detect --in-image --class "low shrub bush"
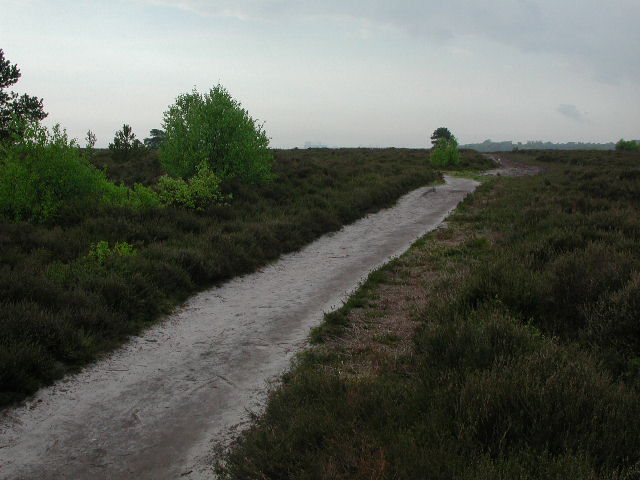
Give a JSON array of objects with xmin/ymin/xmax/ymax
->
[{"xmin": 0, "ymin": 122, "xmax": 159, "ymax": 222}]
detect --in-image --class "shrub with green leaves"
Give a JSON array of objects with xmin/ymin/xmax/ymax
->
[
  {"xmin": 0, "ymin": 122, "xmax": 113, "ymax": 221},
  {"xmin": 88, "ymin": 241, "xmax": 137, "ymax": 265},
  {"xmin": 160, "ymin": 85, "xmax": 273, "ymax": 184},
  {"xmin": 0, "ymin": 121, "xmax": 159, "ymax": 221},
  {"xmin": 104, "ymin": 182, "xmax": 161, "ymax": 211},
  {"xmin": 157, "ymin": 161, "xmax": 228, "ymax": 210},
  {"xmin": 430, "ymin": 135, "xmax": 461, "ymax": 167}
]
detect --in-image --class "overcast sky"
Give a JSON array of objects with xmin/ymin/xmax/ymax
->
[{"xmin": 2, "ymin": 0, "xmax": 639, "ymax": 147}]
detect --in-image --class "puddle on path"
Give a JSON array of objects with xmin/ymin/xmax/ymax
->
[{"xmin": 0, "ymin": 176, "xmax": 478, "ymax": 480}]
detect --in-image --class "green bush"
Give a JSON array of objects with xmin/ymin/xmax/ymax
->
[
  {"xmin": 160, "ymin": 85, "xmax": 273, "ymax": 184},
  {"xmin": 0, "ymin": 121, "xmax": 160, "ymax": 222},
  {"xmin": 430, "ymin": 136, "xmax": 461, "ymax": 167},
  {"xmin": 87, "ymin": 241, "xmax": 137, "ymax": 265},
  {"xmin": 103, "ymin": 182, "xmax": 161, "ymax": 211},
  {"xmin": 0, "ymin": 122, "xmax": 113, "ymax": 221},
  {"xmin": 157, "ymin": 161, "xmax": 229, "ymax": 210}
]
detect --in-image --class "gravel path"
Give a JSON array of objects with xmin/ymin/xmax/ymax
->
[{"xmin": 0, "ymin": 176, "xmax": 478, "ymax": 480}]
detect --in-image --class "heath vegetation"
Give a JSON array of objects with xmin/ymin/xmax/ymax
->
[
  {"xmin": 4, "ymin": 50, "xmax": 482, "ymax": 406},
  {"xmin": 218, "ymin": 150, "xmax": 640, "ymax": 480},
  {"xmin": 0, "ymin": 144, "xmax": 473, "ymax": 406}
]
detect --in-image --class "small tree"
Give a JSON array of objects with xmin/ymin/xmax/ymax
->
[
  {"xmin": 84, "ymin": 130, "xmax": 97, "ymax": 158},
  {"xmin": 430, "ymin": 135, "xmax": 460, "ymax": 167},
  {"xmin": 430, "ymin": 127, "xmax": 453, "ymax": 148},
  {"xmin": 143, "ymin": 128, "xmax": 165, "ymax": 149},
  {"xmin": 0, "ymin": 49, "xmax": 47, "ymax": 141},
  {"xmin": 109, "ymin": 124, "xmax": 145, "ymax": 162},
  {"xmin": 160, "ymin": 84, "xmax": 272, "ymax": 184}
]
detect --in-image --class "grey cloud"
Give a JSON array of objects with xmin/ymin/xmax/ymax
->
[
  {"xmin": 557, "ymin": 104, "xmax": 588, "ymax": 123},
  {"xmin": 139, "ymin": 0, "xmax": 640, "ymax": 83}
]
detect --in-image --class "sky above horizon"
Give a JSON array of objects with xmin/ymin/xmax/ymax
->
[{"xmin": 2, "ymin": 0, "xmax": 639, "ymax": 148}]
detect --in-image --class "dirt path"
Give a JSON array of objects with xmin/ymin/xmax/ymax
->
[
  {"xmin": 482, "ymin": 153, "xmax": 544, "ymax": 176},
  {"xmin": 0, "ymin": 176, "xmax": 478, "ymax": 480}
]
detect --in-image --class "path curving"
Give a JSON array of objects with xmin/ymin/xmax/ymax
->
[{"xmin": 0, "ymin": 176, "xmax": 478, "ymax": 480}]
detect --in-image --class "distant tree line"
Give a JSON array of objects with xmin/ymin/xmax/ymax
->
[
  {"xmin": 461, "ymin": 139, "xmax": 617, "ymax": 152},
  {"xmin": 616, "ymin": 139, "xmax": 640, "ymax": 151}
]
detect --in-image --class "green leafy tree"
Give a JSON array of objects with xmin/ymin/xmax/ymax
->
[
  {"xmin": 109, "ymin": 124, "xmax": 145, "ymax": 162},
  {"xmin": 615, "ymin": 138, "xmax": 640, "ymax": 151},
  {"xmin": 430, "ymin": 127, "xmax": 453, "ymax": 148},
  {"xmin": 143, "ymin": 128, "xmax": 165, "ymax": 149},
  {"xmin": 430, "ymin": 135, "xmax": 460, "ymax": 167},
  {"xmin": 0, "ymin": 49, "xmax": 47, "ymax": 141},
  {"xmin": 160, "ymin": 85, "xmax": 272, "ymax": 184}
]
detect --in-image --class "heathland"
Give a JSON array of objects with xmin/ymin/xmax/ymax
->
[
  {"xmin": 0, "ymin": 147, "xmax": 491, "ymax": 407},
  {"xmin": 218, "ymin": 149, "xmax": 640, "ymax": 479}
]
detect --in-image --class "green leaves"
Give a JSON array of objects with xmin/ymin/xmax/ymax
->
[
  {"xmin": 160, "ymin": 85, "xmax": 273, "ymax": 185},
  {"xmin": 0, "ymin": 121, "xmax": 160, "ymax": 222},
  {"xmin": 0, "ymin": 122, "xmax": 109, "ymax": 221},
  {"xmin": 430, "ymin": 135, "xmax": 460, "ymax": 167},
  {"xmin": 0, "ymin": 49, "xmax": 47, "ymax": 141},
  {"xmin": 157, "ymin": 162, "xmax": 229, "ymax": 210},
  {"xmin": 88, "ymin": 241, "xmax": 137, "ymax": 265},
  {"xmin": 615, "ymin": 138, "xmax": 640, "ymax": 151}
]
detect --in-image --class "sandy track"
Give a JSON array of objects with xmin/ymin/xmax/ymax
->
[
  {"xmin": 0, "ymin": 176, "xmax": 478, "ymax": 480},
  {"xmin": 482, "ymin": 153, "xmax": 544, "ymax": 176}
]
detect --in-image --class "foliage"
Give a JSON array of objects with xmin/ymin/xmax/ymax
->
[
  {"xmin": 430, "ymin": 135, "xmax": 460, "ymax": 167},
  {"xmin": 217, "ymin": 150, "xmax": 640, "ymax": 479},
  {"xmin": 143, "ymin": 128, "xmax": 165, "ymax": 149},
  {"xmin": 0, "ymin": 121, "xmax": 114, "ymax": 221},
  {"xmin": 88, "ymin": 241, "xmax": 137, "ymax": 265},
  {"xmin": 90, "ymin": 148, "xmax": 165, "ymax": 187},
  {"xmin": 157, "ymin": 161, "xmax": 228, "ymax": 210},
  {"xmin": 430, "ymin": 126, "xmax": 453, "ymax": 147},
  {"xmin": 0, "ymin": 49, "xmax": 47, "ymax": 141},
  {"xmin": 103, "ymin": 182, "xmax": 161, "ymax": 211},
  {"xmin": 0, "ymin": 148, "xmax": 441, "ymax": 406},
  {"xmin": 84, "ymin": 130, "xmax": 97, "ymax": 157},
  {"xmin": 108, "ymin": 124, "xmax": 146, "ymax": 162},
  {"xmin": 615, "ymin": 138, "xmax": 640, "ymax": 151},
  {"xmin": 160, "ymin": 85, "xmax": 273, "ymax": 184},
  {"xmin": 0, "ymin": 121, "xmax": 159, "ymax": 222}
]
